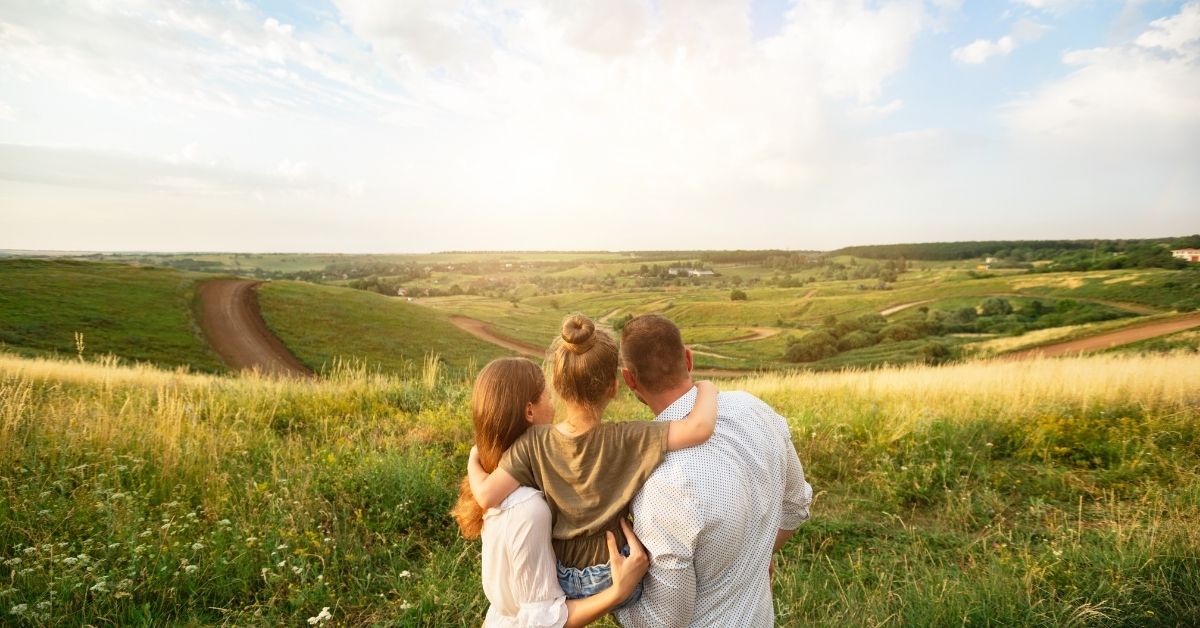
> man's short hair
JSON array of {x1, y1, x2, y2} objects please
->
[{"x1": 620, "y1": 314, "x2": 688, "y2": 393}]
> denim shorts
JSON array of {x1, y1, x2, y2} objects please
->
[{"x1": 556, "y1": 545, "x2": 643, "y2": 610}]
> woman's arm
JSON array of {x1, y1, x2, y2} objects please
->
[
  {"x1": 563, "y1": 519, "x2": 649, "y2": 627},
  {"x1": 665, "y1": 380, "x2": 718, "y2": 451},
  {"x1": 467, "y1": 446, "x2": 521, "y2": 509}
]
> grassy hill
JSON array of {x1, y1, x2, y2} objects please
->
[
  {"x1": 1, "y1": 352, "x2": 1197, "y2": 625},
  {"x1": 0, "y1": 259, "x2": 223, "y2": 371},
  {"x1": 256, "y1": 281, "x2": 512, "y2": 373}
]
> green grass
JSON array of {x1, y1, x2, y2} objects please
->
[
  {"x1": 0, "y1": 259, "x2": 223, "y2": 372},
  {"x1": 256, "y1": 282, "x2": 513, "y2": 373},
  {"x1": 2, "y1": 352, "x2": 1198, "y2": 626}
]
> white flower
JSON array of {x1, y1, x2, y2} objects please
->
[
  {"x1": 22, "y1": 547, "x2": 36, "y2": 555},
  {"x1": 61, "y1": 557, "x2": 78, "y2": 566},
  {"x1": 89, "y1": 582, "x2": 108, "y2": 593},
  {"x1": 192, "y1": 543, "x2": 204, "y2": 551},
  {"x1": 399, "y1": 570, "x2": 411, "y2": 578},
  {"x1": 36, "y1": 601, "x2": 50, "y2": 610},
  {"x1": 275, "y1": 544, "x2": 288, "y2": 551},
  {"x1": 306, "y1": 607, "x2": 332, "y2": 625},
  {"x1": 291, "y1": 566, "x2": 303, "y2": 575},
  {"x1": 10, "y1": 603, "x2": 28, "y2": 615},
  {"x1": 399, "y1": 601, "x2": 414, "y2": 610},
  {"x1": 218, "y1": 519, "x2": 231, "y2": 526},
  {"x1": 277, "y1": 560, "x2": 286, "y2": 568},
  {"x1": 184, "y1": 565, "x2": 198, "y2": 574},
  {"x1": 3, "y1": 558, "x2": 20, "y2": 567}
]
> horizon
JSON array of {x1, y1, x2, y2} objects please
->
[{"x1": 2, "y1": 1, "x2": 1199, "y2": 252}]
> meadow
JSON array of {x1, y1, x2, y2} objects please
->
[{"x1": 2, "y1": 351, "x2": 1198, "y2": 626}]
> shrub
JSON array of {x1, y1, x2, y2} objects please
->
[
  {"x1": 918, "y1": 341, "x2": 954, "y2": 365},
  {"x1": 880, "y1": 323, "x2": 919, "y2": 342},
  {"x1": 980, "y1": 297, "x2": 1013, "y2": 317},
  {"x1": 838, "y1": 330, "x2": 879, "y2": 351},
  {"x1": 784, "y1": 331, "x2": 838, "y2": 362},
  {"x1": 730, "y1": 289, "x2": 748, "y2": 301}
]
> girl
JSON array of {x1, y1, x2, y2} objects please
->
[
  {"x1": 468, "y1": 314, "x2": 717, "y2": 605},
  {"x1": 451, "y1": 357, "x2": 650, "y2": 627}
]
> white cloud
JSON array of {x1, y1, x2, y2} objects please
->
[
  {"x1": 952, "y1": 18, "x2": 1046, "y2": 64},
  {"x1": 1135, "y1": 2, "x2": 1200, "y2": 56},
  {"x1": 953, "y1": 35, "x2": 1016, "y2": 64}
]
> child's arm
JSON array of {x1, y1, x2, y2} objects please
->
[
  {"x1": 467, "y1": 446, "x2": 521, "y2": 509},
  {"x1": 665, "y1": 380, "x2": 718, "y2": 451}
]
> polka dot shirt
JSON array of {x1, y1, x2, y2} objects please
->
[{"x1": 615, "y1": 387, "x2": 812, "y2": 627}]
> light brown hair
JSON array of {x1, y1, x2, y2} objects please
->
[
  {"x1": 451, "y1": 357, "x2": 546, "y2": 540},
  {"x1": 620, "y1": 314, "x2": 688, "y2": 393},
  {"x1": 549, "y1": 314, "x2": 619, "y2": 409}
]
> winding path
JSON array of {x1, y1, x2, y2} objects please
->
[
  {"x1": 1005, "y1": 312, "x2": 1200, "y2": 360},
  {"x1": 196, "y1": 280, "x2": 312, "y2": 378}
]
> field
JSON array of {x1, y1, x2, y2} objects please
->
[
  {"x1": 2, "y1": 351, "x2": 1198, "y2": 626},
  {"x1": 0, "y1": 260, "x2": 223, "y2": 372},
  {"x1": 256, "y1": 282, "x2": 510, "y2": 373}
]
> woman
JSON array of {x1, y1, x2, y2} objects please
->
[{"x1": 451, "y1": 357, "x2": 648, "y2": 627}]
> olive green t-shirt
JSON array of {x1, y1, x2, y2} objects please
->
[{"x1": 498, "y1": 421, "x2": 670, "y2": 569}]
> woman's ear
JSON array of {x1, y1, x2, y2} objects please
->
[
  {"x1": 525, "y1": 401, "x2": 537, "y2": 424},
  {"x1": 606, "y1": 378, "x2": 618, "y2": 399}
]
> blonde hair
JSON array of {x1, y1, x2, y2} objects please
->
[
  {"x1": 549, "y1": 314, "x2": 619, "y2": 409},
  {"x1": 451, "y1": 358, "x2": 545, "y2": 540}
]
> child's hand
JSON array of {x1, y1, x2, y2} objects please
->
[{"x1": 468, "y1": 446, "x2": 480, "y2": 471}]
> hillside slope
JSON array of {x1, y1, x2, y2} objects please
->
[
  {"x1": 256, "y1": 281, "x2": 512, "y2": 372},
  {"x1": 0, "y1": 259, "x2": 223, "y2": 371}
]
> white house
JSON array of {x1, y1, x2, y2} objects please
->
[{"x1": 1172, "y1": 248, "x2": 1200, "y2": 263}]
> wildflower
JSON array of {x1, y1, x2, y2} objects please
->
[
  {"x1": 276, "y1": 544, "x2": 288, "y2": 551},
  {"x1": 3, "y1": 558, "x2": 20, "y2": 567},
  {"x1": 306, "y1": 606, "x2": 332, "y2": 625},
  {"x1": 184, "y1": 565, "x2": 198, "y2": 574},
  {"x1": 22, "y1": 548, "x2": 35, "y2": 555},
  {"x1": 1052, "y1": 549, "x2": 1063, "y2": 557},
  {"x1": 61, "y1": 557, "x2": 78, "y2": 566},
  {"x1": 36, "y1": 602, "x2": 50, "y2": 610},
  {"x1": 139, "y1": 530, "x2": 153, "y2": 538},
  {"x1": 10, "y1": 603, "x2": 28, "y2": 615},
  {"x1": 37, "y1": 510, "x2": 50, "y2": 516},
  {"x1": 292, "y1": 566, "x2": 303, "y2": 575},
  {"x1": 399, "y1": 570, "x2": 411, "y2": 578},
  {"x1": 986, "y1": 442, "x2": 994, "y2": 447},
  {"x1": 89, "y1": 582, "x2": 108, "y2": 594},
  {"x1": 192, "y1": 543, "x2": 204, "y2": 551},
  {"x1": 218, "y1": 519, "x2": 232, "y2": 526},
  {"x1": 0, "y1": 589, "x2": 15, "y2": 597},
  {"x1": 399, "y1": 601, "x2": 414, "y2": 610},
  {"x1": 277, "y1": 560, "x2": 286, "y2": 568}
]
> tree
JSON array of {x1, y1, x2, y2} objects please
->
[
  {"x1": 730, "y1": 289, "x2": 748, "y2": 301},
  {"x1": 880, "y1": 323, "x2": 918, "y2": 342},
  {"x1": 980, "y1": 297, "x2": 1013, "y2": 317},
  {"x1": 919, "y1": 341, "x2": 953, "y2": 365},
  {"x1": 784, "y1": 332, "x2": 838, "y2": 362}
]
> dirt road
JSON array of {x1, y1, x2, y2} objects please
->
[
  {"x1": 1006, "y1": 312, "x2": 1200, "y2": 360},
  {"x1": 197, "y1": 280, "x2": 312, "y2": 377},
  {"x1": 449, "y1": 316, "x2": 545, "y2": 358},
  {"x1": 711, "y1": 327, "x2": 782, "y2": 344},
  {"x1": 880, "y1": 299, "x2": 935, "y2": 317}
]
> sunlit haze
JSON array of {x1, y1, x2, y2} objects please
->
[{"x1": 1, "y1": 0, "x2": 1198, "y2": 252}]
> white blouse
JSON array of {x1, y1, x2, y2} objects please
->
[{"x1": 482, "y1": 486, "x2": 569, "y2": 628}]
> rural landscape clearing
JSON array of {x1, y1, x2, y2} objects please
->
[
  {"x1": 2, "y1": 240, "x2": 1199, "y2": 626},
  {"x1": 4, "y1": 0, "x2": 1200, "y2": 625}
]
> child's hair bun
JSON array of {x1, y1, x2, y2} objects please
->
[{"x1": 560, "y1": 314, "x2": 597, "y2": 355}]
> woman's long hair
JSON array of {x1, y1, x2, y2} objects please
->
[{"x1": 451, "y1": 357, "x2": 546, "y2": 539}]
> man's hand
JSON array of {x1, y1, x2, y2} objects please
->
[{"x1": 608, "y1": 519, "x2": 649, "y2": 601}]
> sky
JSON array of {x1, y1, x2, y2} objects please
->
[{"x1": 0, "y1": 0, "x2": 1197, "y2": 253}]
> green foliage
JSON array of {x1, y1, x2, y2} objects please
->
[
  {"x1": 730, "y1": 289, "x2": 748, "y2": 301},
  {"x1": 918, "y1": 341, "x2": 954, "y2": 365},
  {"x1": 785, "y1": 331, "x2": 839, "y2": 362},
  {"x1": 979, "y1": 297, "x2": 1013, "y2": 317},
  {"x1": 880, "y1": 323, "x2": 919, "y2": 342}
]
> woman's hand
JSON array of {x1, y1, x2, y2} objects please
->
[{"x1": 606, "y1": 519, "x2": 649, "y2": 600}]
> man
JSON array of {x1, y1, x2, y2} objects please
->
[{"x1": 614, "y1": 314, "x2": 812, "y2": 627}]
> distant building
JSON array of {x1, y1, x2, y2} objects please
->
[
  {"x1": 1172, "y1": 248, "x2": 1200, "y2": 263},
  {"x1": 667, "y1": 267, "x2": 717, "y2": 277},
  {"x1": 396, "y1": 287, "x2": 408, "y2": 297}
]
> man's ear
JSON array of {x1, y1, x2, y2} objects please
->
[
  {"x1": 622, "y1": 367, "x2": 638, "y2": 392},
  {"x1": 684, "y1": 348, "x2": 693, "y2": 372}
]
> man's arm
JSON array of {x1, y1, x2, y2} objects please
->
[{"x1": 615, "y1": 473, "x2": 701, "y2": 628}]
